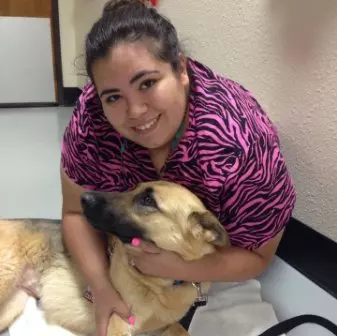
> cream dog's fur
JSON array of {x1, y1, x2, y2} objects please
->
[{"x1": 0, "y1": 181, "x2": 230, "y2": 336}]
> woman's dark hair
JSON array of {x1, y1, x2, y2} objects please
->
[{"x1": 85, "y1": 0, "x2": 184, "y2": 81}]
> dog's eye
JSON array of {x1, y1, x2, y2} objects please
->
[
  {"x1": 141, "y1": 194, "x2": 157, "y2": 208},
  {"x1": 134, "y1": 187, "x2": 158, "y2": 209},
  {"x1": 134, "y1": 187, "x2": 159, "y2": 210}
]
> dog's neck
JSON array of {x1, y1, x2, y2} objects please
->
[
  {"x1": 112, "y1": 240, "x2": 198, "y2": 292},
  {"x1": 84, "y1": 240, "x2": 208, "y2": 307}
]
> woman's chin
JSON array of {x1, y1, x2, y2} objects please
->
[{"x1": 131, "y1": 130, "x2": 172, "y2": 150}]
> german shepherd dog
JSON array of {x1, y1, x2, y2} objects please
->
[{"x1": 0, "y1": 181, "x2": 230, "y2": 336}]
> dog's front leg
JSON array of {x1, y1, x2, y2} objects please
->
[
  {"x1": 106, "y1": 314, "x2": 133, "y2": 336},
  {"x1": 161, "y1": 323, "x2": 190, "y2": 336}
]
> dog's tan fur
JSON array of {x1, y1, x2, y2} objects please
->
[{"x1": 0, "y1": 181, "x2": 230, "y2": 336}]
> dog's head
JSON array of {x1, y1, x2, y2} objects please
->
[{"x1": 80, "y1": 181, "x2": 230, "y2": 260}]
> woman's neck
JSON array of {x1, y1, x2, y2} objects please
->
[{"x1": 149, "y1": 109, "x2": 189, "y2": 174}]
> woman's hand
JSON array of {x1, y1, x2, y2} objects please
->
[
  {"x1": 126, "y1": 239, "x2": 188, "y2": 279},
  {"x1": 92, "y1": 280, "x2": 135, "y2": 336}
]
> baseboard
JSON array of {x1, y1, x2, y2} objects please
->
[
  {"x1": 0, "y1": 102, "x2": 58, "y2": 108},
  {"x1": 61, "y1": 87, "x2": 83, "y2": 106},
  {"x1": 277, "y1": 217, "x2": 337, "y2": 299}
]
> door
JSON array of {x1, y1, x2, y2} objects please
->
[{"x1": 0, "y1": 0, "x2": 57, "y2": 104}]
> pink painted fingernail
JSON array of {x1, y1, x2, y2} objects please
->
[
  {"x1": 128, "y1": 316, "x2": 136, "y2": 325},
  {"x1": 132, "y1": 238, "x2": 141, "y2": 247}
]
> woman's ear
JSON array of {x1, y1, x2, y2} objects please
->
[{"x1": 177, "y1": 53, "x2": 189, "y2": 87}]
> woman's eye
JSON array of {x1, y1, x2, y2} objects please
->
[
  {"x1": 106, "y1": 95, "x2": 121, "y2": 104},
  {"x1": 140, "y1": 79, "x2": 157, "y2": 91}
]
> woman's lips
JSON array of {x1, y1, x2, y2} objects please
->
[{"x1": 132, "y1": 115, "x2": 161, "y2": 134}]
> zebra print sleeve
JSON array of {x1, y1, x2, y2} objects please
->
[
  {"x1": 220, "y1": 134, "x2": 296, "y2": 251},
  {"x1": 61, "y1": 95, "x2": 104, "y2": 190}
]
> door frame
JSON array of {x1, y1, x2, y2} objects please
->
[
  {"x1": 0, "y1": 0, "x2": 71, "y2": 108},
  {"x1": 51, "y1": 0, "x2": 82, "y2": 107},
  {"x1": 51, "y1": 0, "x2": 64, "y2": 106}
]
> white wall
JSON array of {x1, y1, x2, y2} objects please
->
[
  {"x1": 57, "y1": 0, "x2": 107, "y2": 88},
  {"x1": 73, "y1": 0, "x2": 108, "y2": 88},
  {"x1": 57, "y1": 0, "x2": 337, "y2": 242}
]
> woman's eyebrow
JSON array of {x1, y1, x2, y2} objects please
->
[
  {"x1": 100, "y1": 88, "x2": 119, "y2": 98},
  {"x1": 129, "y1": 70, "x2": 160, "y2": 84}
]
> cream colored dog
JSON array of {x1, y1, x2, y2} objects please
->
[{"x1": 0, "y1": 181, "x2": 230, "y2": 336}]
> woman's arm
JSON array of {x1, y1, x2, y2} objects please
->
[
  {"x1": 180, "y1": 229, "x2": 284, "y2": 282},
  {"x1": 60, "y1": 166, "x2": 112, "y2": 294},
  {"x1": 125, "y1": 228, "x2": 284, "y2": 283}
]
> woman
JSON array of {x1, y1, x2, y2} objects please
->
[{"x1": 60, "y1": 1, "x2": 296, "y2": 335}]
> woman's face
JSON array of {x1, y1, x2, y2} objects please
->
[{"x1": 91, "y1": 41, "x2": 190, "y2": 150}]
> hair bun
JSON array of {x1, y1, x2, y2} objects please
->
[{"x1": 102, "y1": 0, "x2": 145, "y2": 16}]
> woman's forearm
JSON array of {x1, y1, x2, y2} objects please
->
[
  {"x1": 182, "y1": 246, "x2": 268, "y2": 283},
  {"x1": 61, "y1": 213, "x2": 112, "y2": 293}
]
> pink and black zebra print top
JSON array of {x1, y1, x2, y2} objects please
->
[{"x1": 61, "y1": 58, "x2": 296, "y2": 250}]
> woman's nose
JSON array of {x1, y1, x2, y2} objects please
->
[{"x1": 127, "y1": 99, "x2": 148, "y2": 119}]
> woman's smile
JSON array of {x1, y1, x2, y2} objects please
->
[{"x1": 131, "y1": 114, "x2": 161, "y2": 134}]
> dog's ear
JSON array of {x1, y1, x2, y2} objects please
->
[{"x1": 189, "y1": 211, "x2": 230, "y2": 247}]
